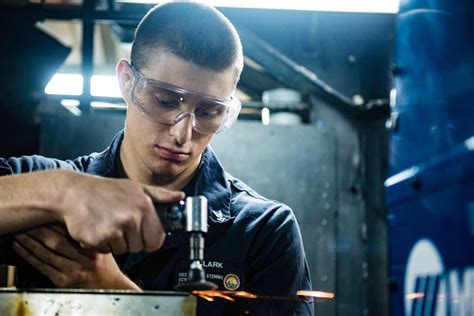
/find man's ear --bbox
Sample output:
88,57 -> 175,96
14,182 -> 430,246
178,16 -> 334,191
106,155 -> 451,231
124,80 -> 132,93
116,59 -> 133,98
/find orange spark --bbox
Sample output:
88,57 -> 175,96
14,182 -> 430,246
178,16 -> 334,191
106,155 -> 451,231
405,293 -> 424,300
297,290 -> 335,299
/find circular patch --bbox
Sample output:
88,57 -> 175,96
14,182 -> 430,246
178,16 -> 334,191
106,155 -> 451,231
223,273 -> 240,290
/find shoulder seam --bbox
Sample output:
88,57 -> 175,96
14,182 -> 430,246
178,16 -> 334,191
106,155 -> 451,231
228,176 -> 289,209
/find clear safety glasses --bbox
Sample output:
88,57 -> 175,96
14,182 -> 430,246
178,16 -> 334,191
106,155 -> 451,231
130,66 -> 241,134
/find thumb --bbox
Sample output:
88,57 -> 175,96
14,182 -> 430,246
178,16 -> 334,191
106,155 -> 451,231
142,185 -> 185,204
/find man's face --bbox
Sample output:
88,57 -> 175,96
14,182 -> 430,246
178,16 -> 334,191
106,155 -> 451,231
118,52 -> 237,180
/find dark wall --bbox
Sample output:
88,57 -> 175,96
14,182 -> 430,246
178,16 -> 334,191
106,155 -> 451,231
0,14 -> 70,157
221,8 -> 395,101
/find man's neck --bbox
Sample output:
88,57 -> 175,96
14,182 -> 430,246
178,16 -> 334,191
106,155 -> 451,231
146,166 -> 198,191
118,141 -> 198,191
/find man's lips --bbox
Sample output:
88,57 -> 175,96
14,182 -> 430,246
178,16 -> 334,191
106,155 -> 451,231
155,146 -> 190,162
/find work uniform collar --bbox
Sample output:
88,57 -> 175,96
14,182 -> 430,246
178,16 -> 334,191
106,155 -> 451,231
194,144 -> 233,224
85,130 -> 123,178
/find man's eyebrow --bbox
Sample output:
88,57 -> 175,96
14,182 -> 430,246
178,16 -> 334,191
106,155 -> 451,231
195,100 -> 223,107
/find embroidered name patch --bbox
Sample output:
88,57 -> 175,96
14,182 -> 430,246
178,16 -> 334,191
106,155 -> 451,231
203,261 -> 223,269
175,258 -> 244,290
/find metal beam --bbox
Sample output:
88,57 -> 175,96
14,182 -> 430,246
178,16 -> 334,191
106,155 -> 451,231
0,3 -> 146,22
238,27 -> 362,114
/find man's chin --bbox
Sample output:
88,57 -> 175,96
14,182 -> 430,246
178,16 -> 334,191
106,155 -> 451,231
147,160 -> 186,178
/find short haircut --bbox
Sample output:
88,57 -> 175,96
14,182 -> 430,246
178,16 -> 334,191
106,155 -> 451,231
131,2 -> 243,77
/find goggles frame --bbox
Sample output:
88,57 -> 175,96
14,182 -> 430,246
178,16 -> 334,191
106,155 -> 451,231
130,65 -> 241,134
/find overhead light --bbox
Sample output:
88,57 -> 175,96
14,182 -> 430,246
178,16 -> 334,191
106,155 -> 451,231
45,73 -> 121,98
45,74 -> 83,96
117,0 -> 399,13
91,75 -> 122,98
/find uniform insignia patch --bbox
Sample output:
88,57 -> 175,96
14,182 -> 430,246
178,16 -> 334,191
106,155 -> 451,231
223,273 -> 240,290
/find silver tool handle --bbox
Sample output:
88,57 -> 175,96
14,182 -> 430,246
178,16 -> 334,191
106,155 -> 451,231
185,196 -> 208,233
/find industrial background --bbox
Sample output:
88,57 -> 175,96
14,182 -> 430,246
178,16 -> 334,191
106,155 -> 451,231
0,0 -> 472,315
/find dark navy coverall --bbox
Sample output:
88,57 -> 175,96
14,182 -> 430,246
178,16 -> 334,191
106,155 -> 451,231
0,131 -> 314,315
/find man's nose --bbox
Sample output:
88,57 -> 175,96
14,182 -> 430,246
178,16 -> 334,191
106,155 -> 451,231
169,113 -> 194,145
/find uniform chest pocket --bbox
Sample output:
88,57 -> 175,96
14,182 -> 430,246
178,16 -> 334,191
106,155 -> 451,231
175,258 -> 245,291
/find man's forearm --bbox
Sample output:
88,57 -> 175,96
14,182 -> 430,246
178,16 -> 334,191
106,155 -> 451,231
0,170 -> 69,235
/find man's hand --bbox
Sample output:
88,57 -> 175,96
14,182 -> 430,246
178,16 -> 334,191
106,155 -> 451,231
59,172 -> 185,254
12,225 -> 141,290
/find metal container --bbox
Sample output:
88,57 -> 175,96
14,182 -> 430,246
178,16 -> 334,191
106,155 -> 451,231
0,288 -> 196,316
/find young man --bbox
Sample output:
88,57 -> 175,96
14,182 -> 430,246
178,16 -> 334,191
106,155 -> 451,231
0,2 -> 313,314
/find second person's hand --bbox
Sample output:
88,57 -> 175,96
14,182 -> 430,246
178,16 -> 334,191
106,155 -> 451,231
13,225 -> 140,289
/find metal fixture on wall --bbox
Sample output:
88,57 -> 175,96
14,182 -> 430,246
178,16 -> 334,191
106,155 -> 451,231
261,88 -> 306,125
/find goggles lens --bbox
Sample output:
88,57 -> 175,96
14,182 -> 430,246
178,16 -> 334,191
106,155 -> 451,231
131,67 -> 240,134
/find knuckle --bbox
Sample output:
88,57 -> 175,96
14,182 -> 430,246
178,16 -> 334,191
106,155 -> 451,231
129,246 -> 141,253
81,235 -> 94,245
55,275 -> 68,288
138,195 -> 153,213
146,243 -> 160,253
68,228 -> 82,242
129,239 -> 144,253
48,239 -> 61,250
81,235 -> 99,248
144,243 -> 155,252
75,270 -> 85,281
121,217 -> 136,231
69,270 -> 80,280
146,234 -> 165,252
108,230 -> 123,242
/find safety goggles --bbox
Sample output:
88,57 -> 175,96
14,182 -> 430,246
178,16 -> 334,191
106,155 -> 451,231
130,65 -> 241,134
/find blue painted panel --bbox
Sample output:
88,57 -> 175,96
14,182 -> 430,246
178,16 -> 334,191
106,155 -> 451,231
388,0 -> 474,315
390,1 -> 474,175
388,139 -> 474,315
